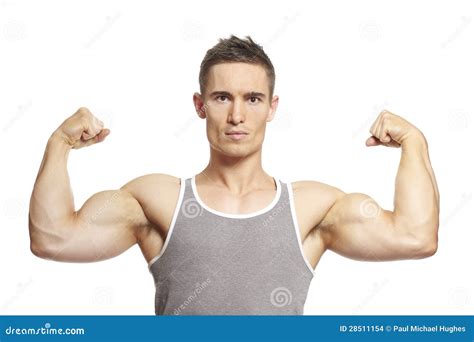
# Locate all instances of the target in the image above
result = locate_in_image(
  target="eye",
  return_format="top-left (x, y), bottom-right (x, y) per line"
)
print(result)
top-left (216, 95), bottom-right (228, 102)
top-left (249, 96), bottom-right (261, 104)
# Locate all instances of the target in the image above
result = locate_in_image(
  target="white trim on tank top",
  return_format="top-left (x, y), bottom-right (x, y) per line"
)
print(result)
top-left (148, 177), bottom-right (186, 270)
top-left (191, 175), bottom-right (282, 219)
top-left (287, 182), bottom-right (317, 276)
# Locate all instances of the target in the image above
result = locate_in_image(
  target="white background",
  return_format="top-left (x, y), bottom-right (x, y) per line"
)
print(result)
top-left (0, 0), bottom-right (473, 315)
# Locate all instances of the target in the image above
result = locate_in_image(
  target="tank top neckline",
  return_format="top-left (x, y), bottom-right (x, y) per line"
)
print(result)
top-left (190, 175), bottom-right (282, 219)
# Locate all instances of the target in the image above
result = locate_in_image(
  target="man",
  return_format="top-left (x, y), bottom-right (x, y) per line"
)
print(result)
top-left (29, 35), bottom-right (440, 315)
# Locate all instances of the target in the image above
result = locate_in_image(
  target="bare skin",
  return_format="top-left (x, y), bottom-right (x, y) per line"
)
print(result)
top-left (29, 63), bottom-right (439, 276)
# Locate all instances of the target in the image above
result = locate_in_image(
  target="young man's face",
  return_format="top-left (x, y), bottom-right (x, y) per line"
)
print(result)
top-left (193, 62), bottom-right (279, 159)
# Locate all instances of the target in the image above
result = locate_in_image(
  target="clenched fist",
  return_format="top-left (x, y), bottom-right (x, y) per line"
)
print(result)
top-left (53, 107), bottom-right (111, 149)
top-left (365, 109), bottom-right (424, 148)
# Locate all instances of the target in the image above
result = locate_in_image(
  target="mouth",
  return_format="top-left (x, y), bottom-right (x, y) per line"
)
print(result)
top-left (225, 131), bottom-right (248, 141)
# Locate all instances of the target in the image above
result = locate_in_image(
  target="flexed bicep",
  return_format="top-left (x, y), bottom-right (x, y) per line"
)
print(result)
top-left (32, 188), bottom-right (149, 263)
top-left (70, 189), bottom-right (150, 262)
top-left (319, 193), bottom-right (435, 261)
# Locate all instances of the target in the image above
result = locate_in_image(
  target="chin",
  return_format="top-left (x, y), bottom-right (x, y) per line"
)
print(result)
top-left (211, 143), bottom-right (254, 158)
top-left (221, 148), bottom-right (250, 158)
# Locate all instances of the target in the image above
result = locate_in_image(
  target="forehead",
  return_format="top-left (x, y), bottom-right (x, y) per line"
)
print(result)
top-left (205, 62), bottom-right (269, 94)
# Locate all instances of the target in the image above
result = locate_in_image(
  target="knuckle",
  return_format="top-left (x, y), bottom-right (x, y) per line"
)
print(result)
top-left (80, 117), bottom-right (89, 127)
top-left (77, 107), bottom-right (90, 114)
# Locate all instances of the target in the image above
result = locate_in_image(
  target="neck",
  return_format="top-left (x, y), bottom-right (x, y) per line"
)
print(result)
top-left (196, 147), bottom-right (274, 195)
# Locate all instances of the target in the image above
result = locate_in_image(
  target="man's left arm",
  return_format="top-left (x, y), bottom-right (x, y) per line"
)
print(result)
top-left (319, 110), bottom-right (439, 261)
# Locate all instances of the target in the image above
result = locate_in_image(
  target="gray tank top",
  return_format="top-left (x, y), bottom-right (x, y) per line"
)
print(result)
top-left (148, 176), bottom-right (315, 315)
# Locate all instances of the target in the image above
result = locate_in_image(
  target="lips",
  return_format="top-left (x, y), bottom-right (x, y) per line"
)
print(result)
top-left (225, 131), bottom-right (248, 135)
top-left (225, 131), bottom-right (248, 140)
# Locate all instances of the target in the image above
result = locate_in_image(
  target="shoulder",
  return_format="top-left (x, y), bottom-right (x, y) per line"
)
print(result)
top-left (122, 173), bottom-right (180, 188)
top-left (290, 180), bottom-right (345, 205)
top-left (289, 180), bottom-right (346, 231)
top-left (120, 173), bottom-right (182, 230)
top-left (121, 173), bottom-right (181, 197)
top-left (120, 173), bottom-right (182, 214)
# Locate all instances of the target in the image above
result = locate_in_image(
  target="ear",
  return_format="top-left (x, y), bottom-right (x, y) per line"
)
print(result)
top-left (193, 92), bottom-right (206, 119)
top-left (266, 95), bottom-right (279, 122)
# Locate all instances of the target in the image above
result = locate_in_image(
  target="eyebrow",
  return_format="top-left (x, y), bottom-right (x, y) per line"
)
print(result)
top-left (209, 91), bottom-right (267, 99)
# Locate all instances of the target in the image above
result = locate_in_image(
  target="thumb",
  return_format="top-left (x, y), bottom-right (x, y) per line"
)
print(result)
top-left (365, 136), bottom-right (381, 147)
top-left (96, 128), bottom-right (110, 143)
top-left (80, 128), bottom-right (111, 148)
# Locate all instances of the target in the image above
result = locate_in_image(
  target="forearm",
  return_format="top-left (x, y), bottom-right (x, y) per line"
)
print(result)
top-left (393, 131), bottom-right (439, 240)
top-left (29, 132), bottom-right (75, 244)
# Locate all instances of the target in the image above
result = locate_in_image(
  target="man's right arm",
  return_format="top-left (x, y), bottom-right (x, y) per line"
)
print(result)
top-left (29, 107), bottom-right (151, 262)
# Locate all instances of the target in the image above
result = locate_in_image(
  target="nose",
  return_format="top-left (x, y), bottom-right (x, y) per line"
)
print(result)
top-left (228, 99), bottom-right (245, 124)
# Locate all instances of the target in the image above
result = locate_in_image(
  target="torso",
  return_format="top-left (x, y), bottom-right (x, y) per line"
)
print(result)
top-left (125, 173), bottom-right (341, 271)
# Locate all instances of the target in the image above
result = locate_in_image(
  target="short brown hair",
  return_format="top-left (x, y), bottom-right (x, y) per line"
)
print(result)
top-left (199, 35), bottom-right (276, 98)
